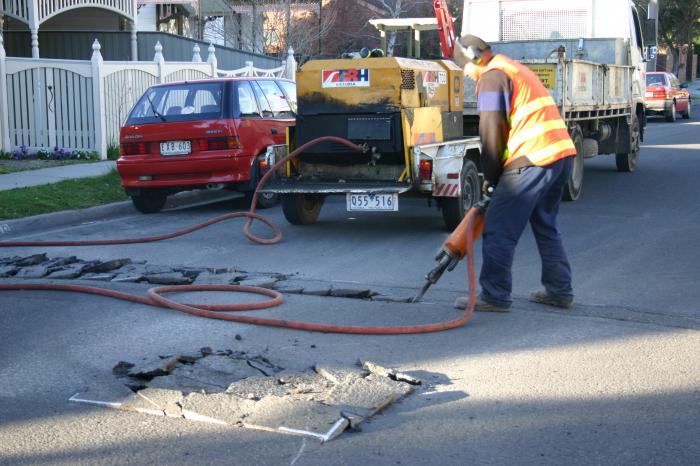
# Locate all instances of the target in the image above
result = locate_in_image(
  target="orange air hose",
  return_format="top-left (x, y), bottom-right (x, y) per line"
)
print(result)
top-left (0, 136), bottom-right (480, 334)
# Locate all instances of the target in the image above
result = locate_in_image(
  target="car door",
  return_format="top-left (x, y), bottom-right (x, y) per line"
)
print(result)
top-left (255, 80), bottom-right (295, 145)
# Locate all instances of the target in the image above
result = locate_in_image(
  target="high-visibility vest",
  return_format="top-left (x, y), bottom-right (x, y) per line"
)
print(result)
top-left (484, 54), bottom-right (576, 167)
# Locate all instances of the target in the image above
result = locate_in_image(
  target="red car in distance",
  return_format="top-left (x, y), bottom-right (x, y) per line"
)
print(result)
top-left (645, 72), bottom-right (691, 122)
top-left (117, 77), bottom-right (296, 213)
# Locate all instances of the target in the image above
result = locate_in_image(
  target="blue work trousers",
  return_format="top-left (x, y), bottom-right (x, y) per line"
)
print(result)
top-left (479, 156), bottom-right (574, 307)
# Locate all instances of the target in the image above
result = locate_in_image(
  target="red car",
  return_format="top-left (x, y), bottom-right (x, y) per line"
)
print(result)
top-left (117, 77), bottom-right (296, 213)
top-left (645, 71), bottom-right (691, 122)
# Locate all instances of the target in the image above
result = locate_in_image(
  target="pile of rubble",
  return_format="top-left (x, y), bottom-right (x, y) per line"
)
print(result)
top-left (71, 348), bottom-right (420, 442)
top-left (0, 254), bottom-right (412, 302)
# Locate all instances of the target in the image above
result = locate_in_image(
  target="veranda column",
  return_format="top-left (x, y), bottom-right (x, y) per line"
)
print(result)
top-left (130, 0), bottom-right (138, 61)
top-left (28, 0), bottom-right (40, 58)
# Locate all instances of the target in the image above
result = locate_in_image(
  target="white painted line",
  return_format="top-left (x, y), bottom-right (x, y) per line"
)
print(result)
top-left (181, 409), bottom-right (228, 426)
top-left (278, 417), bottom-right (349, 443)
top-left (68, 393), bottom-right (122, 409)
top-left (290, 439), bottom-right (307, 466)
top-left (277, 427), bottom-right (327, 442)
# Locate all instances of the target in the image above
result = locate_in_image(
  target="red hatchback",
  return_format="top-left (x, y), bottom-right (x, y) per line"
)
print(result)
top-left (117, 77), bottom-right (296, 213)
top-left (645, 72), bottom-right (691, 122)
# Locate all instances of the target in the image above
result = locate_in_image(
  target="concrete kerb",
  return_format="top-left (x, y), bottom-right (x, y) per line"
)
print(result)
top-left (0, 190), bottom-right (245, 239)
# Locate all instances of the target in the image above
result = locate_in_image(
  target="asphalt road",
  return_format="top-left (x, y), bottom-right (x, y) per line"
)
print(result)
top-left (1, 110), bottom-right (698, 465)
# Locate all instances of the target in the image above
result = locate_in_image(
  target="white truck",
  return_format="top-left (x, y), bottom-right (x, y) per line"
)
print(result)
top-left (459, 0), bottom-right (649, 200)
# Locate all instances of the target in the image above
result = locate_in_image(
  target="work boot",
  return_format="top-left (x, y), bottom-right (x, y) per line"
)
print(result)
top-left (528, 290), bottom-right (573, 309)
top-left (453, 296), bottom-right (511, 312)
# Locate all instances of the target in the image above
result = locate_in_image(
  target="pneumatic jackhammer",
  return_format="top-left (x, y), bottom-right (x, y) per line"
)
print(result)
top-left (411, 192), bottom-right (491, 303)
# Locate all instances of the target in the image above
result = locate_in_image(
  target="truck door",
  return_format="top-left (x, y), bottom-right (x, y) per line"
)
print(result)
top-left (630, 5), bottom-right (646, 102)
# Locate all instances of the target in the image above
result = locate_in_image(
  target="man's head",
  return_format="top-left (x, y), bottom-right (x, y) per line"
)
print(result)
top-left (454, 34), bottom-right (493, 82)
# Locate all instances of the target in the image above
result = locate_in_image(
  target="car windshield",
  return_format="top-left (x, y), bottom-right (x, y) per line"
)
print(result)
top-left (646, 74), bottom-right (665, 86)
top-left (127, 82), bottom-right (224, 124)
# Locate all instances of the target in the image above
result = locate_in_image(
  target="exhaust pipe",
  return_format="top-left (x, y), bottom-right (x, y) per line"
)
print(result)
top-left (206, 183), bottom-right (225, 190)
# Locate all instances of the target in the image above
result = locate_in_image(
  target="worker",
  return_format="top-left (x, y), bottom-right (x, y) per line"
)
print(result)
top-left (453, 35), bottom-right (576, 312)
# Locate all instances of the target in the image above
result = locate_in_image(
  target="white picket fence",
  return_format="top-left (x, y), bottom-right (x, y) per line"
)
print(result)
top-left (0, 35), bottom-right (296, 158)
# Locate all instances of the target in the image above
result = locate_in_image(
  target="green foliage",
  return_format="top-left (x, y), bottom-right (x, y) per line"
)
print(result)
top-left (107, 144), bottom-right (121, 160)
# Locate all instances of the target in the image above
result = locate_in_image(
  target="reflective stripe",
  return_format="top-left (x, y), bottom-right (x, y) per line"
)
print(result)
top-left (510, 96), bottom-right (557, 127)
top-left (488, 58), bottom-right (519, 75)
top-left (507, 119), bottom-right (567, 155)
top-left (518, 139), bottom-right (576, 167)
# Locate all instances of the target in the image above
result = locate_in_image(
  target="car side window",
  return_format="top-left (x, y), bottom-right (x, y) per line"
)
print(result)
top-left (237, 81), bottom-right (260, 117)
top-left (257, 80), bottom-right (293, 118)
top-left (278, 80), bottom-right (297, 114)
top-left (251, 81), bottom-right (274, 118)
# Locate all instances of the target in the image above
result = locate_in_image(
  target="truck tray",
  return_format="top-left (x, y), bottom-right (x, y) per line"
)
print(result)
top-left (258, 179), bottom-right (413, 194)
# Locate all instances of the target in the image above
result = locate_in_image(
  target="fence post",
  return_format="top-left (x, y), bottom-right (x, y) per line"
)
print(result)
top-left (154, 41), bottom-right (165, 83)
top-left (284, 47), bottom-right (297, 81)
top-left (207, 43), bottom-right (217, 77)
top-left (192, 44), bottom-right (202, 62)
top-left (91, 40), bottom-right (107, 160)
top-left (0, 33), bottom-right (10, 153)
top-left (245, 61), bottom-right (254, 76)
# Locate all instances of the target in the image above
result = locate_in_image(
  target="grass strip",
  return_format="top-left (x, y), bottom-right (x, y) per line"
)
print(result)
top-left (0, 169), bottom-right (128, 220)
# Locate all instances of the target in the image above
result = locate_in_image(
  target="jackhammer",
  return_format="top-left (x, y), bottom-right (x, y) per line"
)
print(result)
top-left (412, 190), bottom-right (492, 303)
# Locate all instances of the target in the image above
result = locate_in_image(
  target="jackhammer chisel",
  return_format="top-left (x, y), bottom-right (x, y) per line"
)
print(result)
top-left (412, 195), bottom-right (490, 303)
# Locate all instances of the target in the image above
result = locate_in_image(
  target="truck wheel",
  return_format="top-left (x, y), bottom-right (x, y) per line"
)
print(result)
top-left (131, 190), bottom-right (167, 214)
top-left (281, 194), bottom-right (324, 225)
top-left (682, 101), bottom-right (691, 119)
top-left (615, 114), bottom-right (640, 172)
top-left (441, 159), bottom-right (480, 231)
top-left (563, 125), bottom-right (584, 201)
top-left (665, 102), bottom-right (677, 122)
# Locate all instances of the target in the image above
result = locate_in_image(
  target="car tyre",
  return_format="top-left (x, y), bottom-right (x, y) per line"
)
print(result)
top-left (441, 159), bottom-right (480, 231)
top-left (682, 101), bottom-right (691, 119)
top-left (665, 102), bottom-right (677, 122)
top-left (245, 190), bottom-right (279, 209)
top-left (616, 114), bottom-right (640, 172)
top-left (131, 191), bottom-right (167, 214)
top-left (563, 125), bottom-right (584, 201)
top-left (281, 194), bottom-right (324, 225)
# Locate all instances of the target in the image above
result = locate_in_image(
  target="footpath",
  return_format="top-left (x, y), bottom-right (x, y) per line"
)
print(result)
top-left (0, 160), bottom-right (116, 191)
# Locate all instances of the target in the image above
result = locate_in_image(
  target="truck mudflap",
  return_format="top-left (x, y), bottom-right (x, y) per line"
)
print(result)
top-left (412, 138), bottom-right (480, 198)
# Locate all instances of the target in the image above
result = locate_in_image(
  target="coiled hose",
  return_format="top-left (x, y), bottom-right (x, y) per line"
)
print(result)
top-left (0, 136), bottom-right (479, 334)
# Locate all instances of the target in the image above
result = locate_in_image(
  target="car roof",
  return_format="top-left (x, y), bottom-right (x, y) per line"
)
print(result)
top-left (151, 76), bottom-right (294, 88)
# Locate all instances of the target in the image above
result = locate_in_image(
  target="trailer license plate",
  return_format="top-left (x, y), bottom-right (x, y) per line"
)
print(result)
top-left (346, 193), bottom-right (398, 211)
top-left (160, 140), bottom-right (191, 156)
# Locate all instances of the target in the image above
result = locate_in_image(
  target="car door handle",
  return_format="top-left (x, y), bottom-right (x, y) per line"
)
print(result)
top-left (271, 128), bottom-right (278, 135)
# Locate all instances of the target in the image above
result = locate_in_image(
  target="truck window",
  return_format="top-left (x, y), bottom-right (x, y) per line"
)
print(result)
top-left (631, 6), bottom-right (644, 52)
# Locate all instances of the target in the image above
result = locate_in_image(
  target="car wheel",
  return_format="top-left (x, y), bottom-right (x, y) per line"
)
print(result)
top-left (131, 190), bottom-right (167, 213)
top-left (245, 190), bottom-right (279, 209)
top-left (441, 159), bottom-right (480, 231)
top-left (563, 125), bottom-right (584, 201)
top-left (281, 194), bottom-right (324, 225)
top-left (665, 102), bottom-right (677, 122)
top-left (682, 100), bottom-right (691, 119)
top-left (616, 114), bottom-right (640, 172)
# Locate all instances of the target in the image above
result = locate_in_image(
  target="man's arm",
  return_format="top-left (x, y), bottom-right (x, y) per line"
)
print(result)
top-left (477, 69), bottom-right (512, 185)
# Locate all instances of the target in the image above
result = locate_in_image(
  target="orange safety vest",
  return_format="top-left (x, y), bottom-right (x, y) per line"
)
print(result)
top-left (483, 54), bottom-right (576, 167)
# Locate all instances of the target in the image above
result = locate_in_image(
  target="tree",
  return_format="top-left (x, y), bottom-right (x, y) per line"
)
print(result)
top-left (636, 0), bottom-right (700, 74)
top-left (203, 1), bottom-right (337, 62)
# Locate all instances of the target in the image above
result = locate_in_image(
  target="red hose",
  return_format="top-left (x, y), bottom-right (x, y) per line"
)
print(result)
top-left (0, 136), bottom-right (479, 334)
